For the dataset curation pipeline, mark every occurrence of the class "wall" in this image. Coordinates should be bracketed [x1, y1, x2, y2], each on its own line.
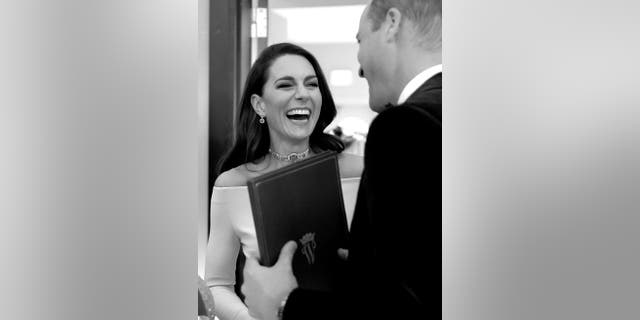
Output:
[1, 1, 199, 319]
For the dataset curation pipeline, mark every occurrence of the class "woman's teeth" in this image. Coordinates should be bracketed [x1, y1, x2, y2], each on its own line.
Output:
[286, 109, 310, 116]
[286, 109, 310, 120]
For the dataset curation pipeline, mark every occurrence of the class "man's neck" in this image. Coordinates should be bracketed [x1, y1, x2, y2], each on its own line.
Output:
[396, 50, 441, 95]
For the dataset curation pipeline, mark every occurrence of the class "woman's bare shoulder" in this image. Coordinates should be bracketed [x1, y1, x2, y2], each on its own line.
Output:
[214, 159, 271, 187]
[338, 152, 364, 179]
[214, 166, 250, 187]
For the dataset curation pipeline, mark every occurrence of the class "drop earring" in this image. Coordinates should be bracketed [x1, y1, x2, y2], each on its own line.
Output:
[259, 116, 265, 124]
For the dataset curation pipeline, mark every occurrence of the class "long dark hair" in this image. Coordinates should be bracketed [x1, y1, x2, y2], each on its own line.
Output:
[216, 43, 344, 176]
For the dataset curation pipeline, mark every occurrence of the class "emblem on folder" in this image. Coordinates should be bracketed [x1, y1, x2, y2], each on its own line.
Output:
[299, 232, 317, 264]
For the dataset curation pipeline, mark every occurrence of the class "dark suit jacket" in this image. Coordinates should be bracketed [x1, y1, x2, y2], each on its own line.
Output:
[283, 74, 442, 319]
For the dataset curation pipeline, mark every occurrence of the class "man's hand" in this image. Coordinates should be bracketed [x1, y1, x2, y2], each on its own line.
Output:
[337, 248, 349, 261]
[242, 241, 299, 320]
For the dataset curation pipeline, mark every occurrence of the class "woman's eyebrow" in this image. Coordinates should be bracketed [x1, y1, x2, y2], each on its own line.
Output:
[274, 76, 294, 82]
[274, 75, 317, 82]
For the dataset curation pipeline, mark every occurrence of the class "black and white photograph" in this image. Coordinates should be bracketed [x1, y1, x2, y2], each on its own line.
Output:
[2, 0, 640, 319]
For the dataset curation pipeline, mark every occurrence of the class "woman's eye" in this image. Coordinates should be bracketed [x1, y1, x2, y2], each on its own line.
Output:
[277, 83, 292, 89]
[306, 82, 319, 88]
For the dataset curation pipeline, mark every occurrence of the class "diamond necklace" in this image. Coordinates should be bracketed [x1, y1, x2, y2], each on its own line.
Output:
[268, 148, 310, 162]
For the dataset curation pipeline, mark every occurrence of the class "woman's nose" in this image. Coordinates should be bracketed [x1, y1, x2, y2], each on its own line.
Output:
[294, 84, 310, 99]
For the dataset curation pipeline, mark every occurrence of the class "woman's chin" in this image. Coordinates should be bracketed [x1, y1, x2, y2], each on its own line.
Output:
[282, 123, 317, 140]
[282, 129, 314, 141]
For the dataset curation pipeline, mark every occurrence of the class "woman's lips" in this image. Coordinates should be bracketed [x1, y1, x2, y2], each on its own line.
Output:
[286, 108, 311, 121]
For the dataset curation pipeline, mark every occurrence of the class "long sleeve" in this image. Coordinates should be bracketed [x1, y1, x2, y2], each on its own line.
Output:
[357, 103, 441, 318]
[205, 188, 255, 320]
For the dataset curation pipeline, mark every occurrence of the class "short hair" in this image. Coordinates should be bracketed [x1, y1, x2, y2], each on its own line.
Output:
[216, 43, 343, 176]
[367, 0, 442, 50]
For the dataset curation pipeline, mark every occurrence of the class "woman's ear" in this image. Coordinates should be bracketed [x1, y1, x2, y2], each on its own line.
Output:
[250, 94, 266, 117]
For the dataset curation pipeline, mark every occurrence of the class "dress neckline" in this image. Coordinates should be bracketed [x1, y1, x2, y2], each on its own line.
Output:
[212, 176, 361, 190]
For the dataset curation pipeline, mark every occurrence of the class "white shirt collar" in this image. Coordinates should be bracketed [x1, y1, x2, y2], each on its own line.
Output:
[397, 64, 442, 105]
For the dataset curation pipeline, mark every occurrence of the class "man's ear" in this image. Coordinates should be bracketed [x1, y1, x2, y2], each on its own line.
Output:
[250, 94, 265, 117]
[383, 8, 402, 42]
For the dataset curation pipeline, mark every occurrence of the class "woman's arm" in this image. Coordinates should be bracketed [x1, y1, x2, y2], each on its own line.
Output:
[205, 188, 256, 320]
[209, 286, 255, 320]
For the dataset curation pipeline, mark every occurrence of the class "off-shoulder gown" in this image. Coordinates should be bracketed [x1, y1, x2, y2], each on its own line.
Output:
[204, 177, 360, 320]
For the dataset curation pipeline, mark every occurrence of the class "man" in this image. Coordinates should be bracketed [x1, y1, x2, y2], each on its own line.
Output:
[242, 1, 441, 319]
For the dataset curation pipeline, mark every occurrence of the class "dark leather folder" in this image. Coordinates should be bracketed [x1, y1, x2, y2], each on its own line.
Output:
[247, 151, 348, 292]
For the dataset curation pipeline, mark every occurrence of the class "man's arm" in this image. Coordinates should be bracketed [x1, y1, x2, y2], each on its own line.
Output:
[362, 104, 441, 317]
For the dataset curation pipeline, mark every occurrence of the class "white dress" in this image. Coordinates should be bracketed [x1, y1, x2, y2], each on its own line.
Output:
[204, 177, 360, 320]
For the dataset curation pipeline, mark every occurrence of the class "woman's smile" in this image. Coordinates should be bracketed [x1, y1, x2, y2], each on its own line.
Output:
[285, 108, 312, 122]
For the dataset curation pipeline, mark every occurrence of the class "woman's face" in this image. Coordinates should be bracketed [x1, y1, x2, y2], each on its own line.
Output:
[255, 54, 322, 145]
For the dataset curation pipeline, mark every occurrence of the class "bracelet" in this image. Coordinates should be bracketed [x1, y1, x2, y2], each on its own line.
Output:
[276, 293, 289, 320]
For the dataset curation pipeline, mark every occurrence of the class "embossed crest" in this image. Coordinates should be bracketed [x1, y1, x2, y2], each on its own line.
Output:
[299, 232, 317, 264]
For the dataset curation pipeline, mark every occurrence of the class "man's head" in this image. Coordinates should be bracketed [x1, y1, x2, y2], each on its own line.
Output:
[357, 0, 442, 112]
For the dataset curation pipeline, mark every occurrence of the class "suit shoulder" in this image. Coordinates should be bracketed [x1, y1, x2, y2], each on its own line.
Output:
[372, 104, 440, 131]
[337, 152, 364, 178]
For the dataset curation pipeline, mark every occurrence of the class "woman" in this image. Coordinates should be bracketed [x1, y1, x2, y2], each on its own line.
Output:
[204, 43, 363, 320]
